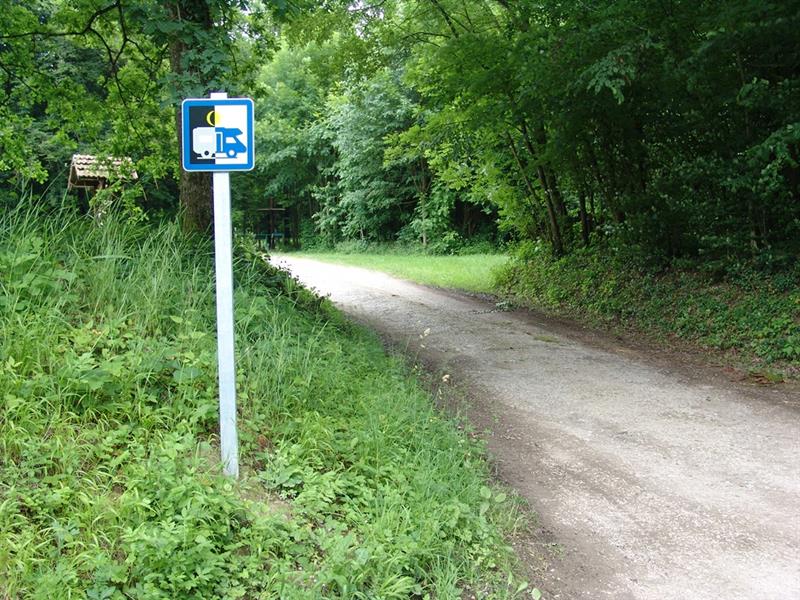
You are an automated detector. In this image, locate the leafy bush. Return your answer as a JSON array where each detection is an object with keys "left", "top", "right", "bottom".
[{"left": 498, "top": 243, "right": 800, "bottom": 371}]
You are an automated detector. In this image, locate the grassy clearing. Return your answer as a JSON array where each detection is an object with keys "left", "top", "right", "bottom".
[
  {"left": 0, "top": 208, "right": 528, "bottom": 598},
  {"left": 291, "top": 252, "right": 509, "bottom": 294},
  {"left": 497, "top": 246, "right": 800, "bottom": 378}
]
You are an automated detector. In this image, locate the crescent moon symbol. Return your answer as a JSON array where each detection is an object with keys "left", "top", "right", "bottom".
[{"left": 205, "top": 110, "right": 217, "bottom": 126}]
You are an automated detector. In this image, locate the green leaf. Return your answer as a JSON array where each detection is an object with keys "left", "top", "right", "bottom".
[{"left": 173, "top": 366, "right": 202, "bottom": 383}]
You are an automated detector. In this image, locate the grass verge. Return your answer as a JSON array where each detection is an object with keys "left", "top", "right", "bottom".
[
  {"left": 497, "top": 246, "right": 800, "bottom": 379},
  {"left": 0, "top": 208, "right": 528, "bottom": 599},
  {"left": 290, "top": 252, "right": 508, "bottom": 294}
]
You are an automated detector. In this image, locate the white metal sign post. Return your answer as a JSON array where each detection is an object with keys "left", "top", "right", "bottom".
[{"left": 181, "top": 92, "right": 255, "bottom": 478}]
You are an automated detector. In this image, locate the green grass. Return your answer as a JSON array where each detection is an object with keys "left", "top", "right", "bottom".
[
  {"left": 0, "top": 207, "right": 528, "bottom": 599},
  {"left": 292, "top": 252, "right": 509, "bottom": 294}
]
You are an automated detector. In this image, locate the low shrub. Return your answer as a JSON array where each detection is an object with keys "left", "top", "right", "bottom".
[{"left": 497, "top": 243, "right": 800, "bottom": 370}]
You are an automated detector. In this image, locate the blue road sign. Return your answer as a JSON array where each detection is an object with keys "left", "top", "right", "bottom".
[{"left": 181, "top": 98, "right": 254, "bottom": 172}]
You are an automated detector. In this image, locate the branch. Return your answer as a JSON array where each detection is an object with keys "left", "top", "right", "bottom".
[
  {"left": 427, "top": 0, "right": 467, "bottom": 37},
  {"left": 403, "top": 30, "right": 450, "bottom": 39},
  {"left": 399, "top": 30, "right": 449, "bottom": 47},
  {"left": 347, "top": 0, "right": 388, "bottom": 14}
]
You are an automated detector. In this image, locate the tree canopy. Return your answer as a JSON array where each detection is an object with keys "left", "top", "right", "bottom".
[{"left": 3, "top": 0, "right": 798, "bottom": 267}]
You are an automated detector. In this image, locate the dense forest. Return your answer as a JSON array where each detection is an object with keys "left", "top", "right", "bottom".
[{"left": 3, "top": 0, "right": 799, "bottom": 268}]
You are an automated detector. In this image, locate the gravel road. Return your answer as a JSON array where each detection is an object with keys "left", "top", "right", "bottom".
[{"left": 272, "top": 255, "right": 800, "bottom": 600}]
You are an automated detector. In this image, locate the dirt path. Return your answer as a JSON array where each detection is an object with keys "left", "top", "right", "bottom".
[{"left": 272, "top": 255, "right": 800, "bottom": 600}]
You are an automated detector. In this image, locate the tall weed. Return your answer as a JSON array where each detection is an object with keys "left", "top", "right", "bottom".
[{"left": 1, "top": 206, "right": 524, "bottom": 598}]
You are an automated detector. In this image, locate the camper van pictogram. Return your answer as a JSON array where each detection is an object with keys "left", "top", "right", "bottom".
[{"left": 193, "top": 127, "right": 247, "bottom": 158}]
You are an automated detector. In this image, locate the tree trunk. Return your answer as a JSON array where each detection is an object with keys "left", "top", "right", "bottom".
[
  {"left": 421, "top": 194, "right": 428, "bottom": 248},
  {"left": 506, "top": 132, "right": 561, "bottom": 254},
  {"left": 578, "top": 189, "right": 590, "bottom": 247},
  {"left": 518, "top": 120, "right": 566, "bottom": 255},
  {"left": 523, "top": 122, "right": 567, "bottom": 218},
  {"left": 601, "top": 138, "right": 626, "bottom": 223},
  {"left": 168, "top": 1, "right": 212, "bottom": 234},
  {"left": 547, "top": 168, "right": 568, "bottom": 216},
  {"left": 537, "top": 165, "right": 565, "bottom": 256},
  {"left": 175, "top": 104, "right": 212, "bottom": 233}
]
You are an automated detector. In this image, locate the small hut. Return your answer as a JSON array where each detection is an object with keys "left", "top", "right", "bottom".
[
  {"left": 67, "top": 155, "right": 138, "bottom": 222},
  {"left": 67, "top": 154, "right": 137, "bottom": 192}
]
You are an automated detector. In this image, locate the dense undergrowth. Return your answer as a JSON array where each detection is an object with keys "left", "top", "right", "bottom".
[
  {"left": 497, "top": 244, "right": 800, "bottom": 377},
  {"left": 291, "top": 236, "right": 502, "bottom": 258},
  {"left": 0, "top": 207, "right": 526, "bottom": 599}
]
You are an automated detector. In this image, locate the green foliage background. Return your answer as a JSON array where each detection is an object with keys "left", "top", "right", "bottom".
[
  {"left": 5, "top": 0, "right": 797, "bottom": 265},
  {"left": 247, "top": 0, "right": 800, "bottom": 266}
]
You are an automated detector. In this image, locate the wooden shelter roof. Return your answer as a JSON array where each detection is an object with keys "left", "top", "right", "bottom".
[{"left": 68, "top": 154, "right": 138, "bottom": 190}]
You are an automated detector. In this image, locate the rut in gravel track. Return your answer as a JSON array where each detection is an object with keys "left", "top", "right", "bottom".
[{"left": 273, "top": 255, "right": 800, "bottom": 600}]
